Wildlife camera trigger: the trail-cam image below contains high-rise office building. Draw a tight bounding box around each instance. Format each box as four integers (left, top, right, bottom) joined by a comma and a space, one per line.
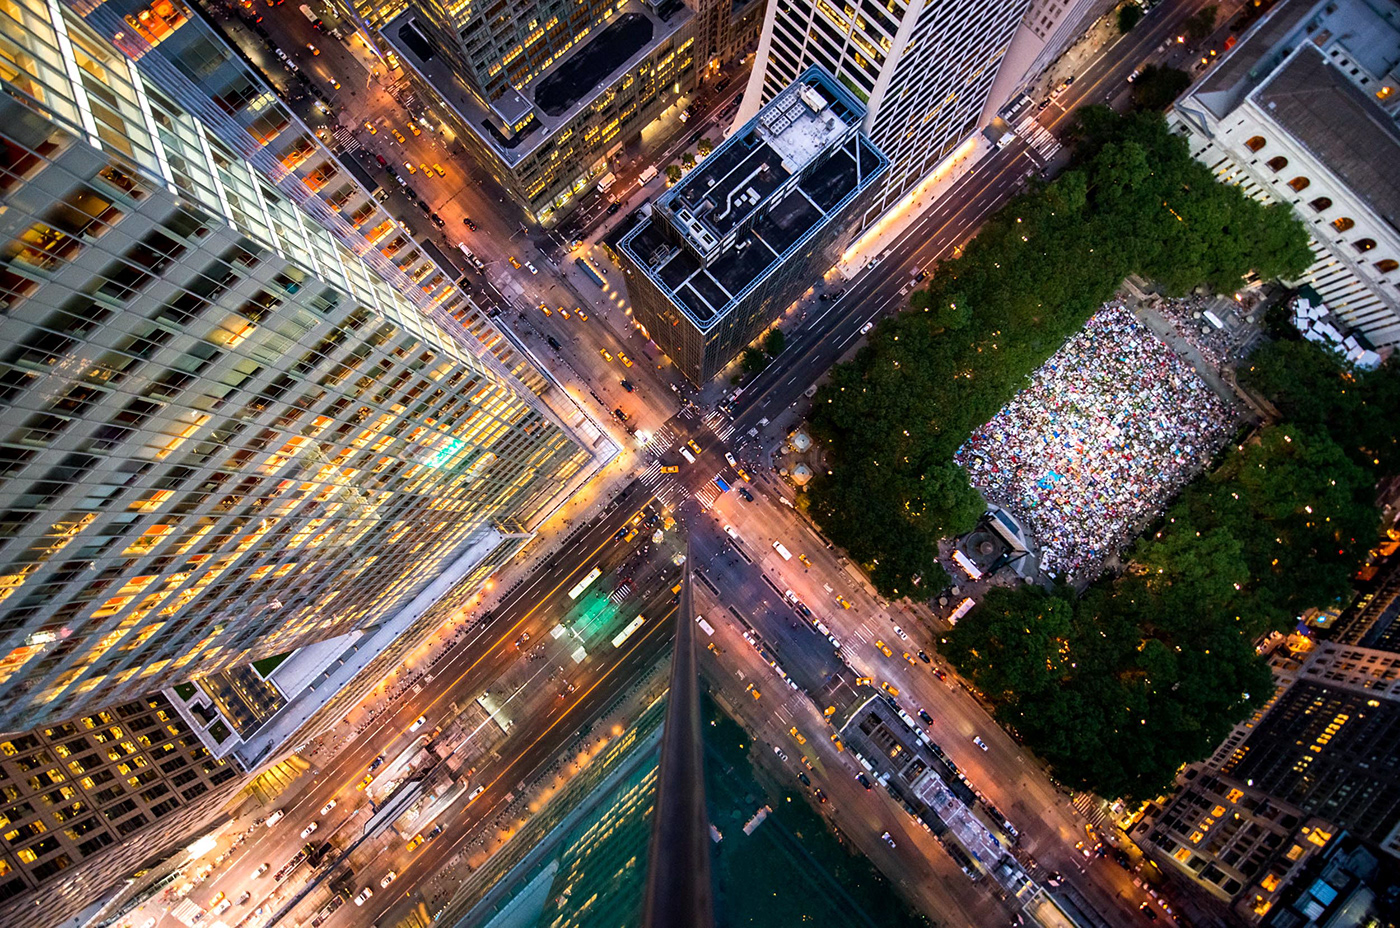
738, 0, 1029, 226
377, 0, 698, 226
0, 0, 593, 734
618, 66, 887, 382
1132, 640, 1400, 922
0, 693, 243, 926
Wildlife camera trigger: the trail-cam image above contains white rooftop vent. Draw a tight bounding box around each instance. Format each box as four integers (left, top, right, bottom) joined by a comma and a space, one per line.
799, 84, 827, 113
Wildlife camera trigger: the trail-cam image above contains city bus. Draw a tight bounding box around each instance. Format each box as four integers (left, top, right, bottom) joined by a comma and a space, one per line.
612, 615, 646, 648
568, 566, 602, 600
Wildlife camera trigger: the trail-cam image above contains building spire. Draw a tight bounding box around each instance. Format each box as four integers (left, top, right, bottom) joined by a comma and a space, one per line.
642, 556, 714, 928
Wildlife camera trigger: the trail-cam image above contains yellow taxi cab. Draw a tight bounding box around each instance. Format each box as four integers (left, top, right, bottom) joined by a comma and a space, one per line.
419, 164, 431, 176
539, 303, 552, 316
600, 348, 614, 362
392, 129, 405, 143
364, 121, 377, 135
797, 553, 812, 567
618, 352, 633, 367
881, 681, 900, 696
902, 651, 918, 666
408, 123, 421, 136
509, 256, 522, 268
576, 308, 589, 320
855, 676, 872, 686
874, 639, 893, 657
403, 161, 416, 174
558, 306, 570, 319
735, 466, 750, 481
432, 163, 446, 177
406, 834, 425, 851
789, 726, 807, 745
356, 773, 374, 790
661, 465, 679, 474
686, 439, 701, 455
835, 595, 852, 609
623, 527, 638, 543
830, 733, 844, 751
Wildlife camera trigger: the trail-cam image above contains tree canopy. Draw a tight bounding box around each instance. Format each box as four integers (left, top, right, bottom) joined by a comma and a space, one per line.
808, 109, 1311, 597
945, 424, 1380, 799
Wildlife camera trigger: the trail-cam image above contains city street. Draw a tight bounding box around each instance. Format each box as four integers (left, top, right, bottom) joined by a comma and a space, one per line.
139, 0, 1239, 925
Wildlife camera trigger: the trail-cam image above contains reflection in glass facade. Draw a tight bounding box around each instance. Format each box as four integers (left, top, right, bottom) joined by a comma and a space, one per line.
0, 0, 591, 731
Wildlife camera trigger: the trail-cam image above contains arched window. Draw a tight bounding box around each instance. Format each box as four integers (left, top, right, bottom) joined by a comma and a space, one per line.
1355, 238, 1377, 252
1375, 259, 1399, 273
1288, 176, 1310, 192
1266, 156, 1288, 171
1244, 135, 1267, 152
1333, 216, 1356, 232
1310, 196, 1332, 212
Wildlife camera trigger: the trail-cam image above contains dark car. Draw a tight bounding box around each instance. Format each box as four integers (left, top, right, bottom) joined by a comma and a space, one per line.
620, 379, 634, 392
375, 154, 387, 167
856, 773, 872, 790
798, 772, 811, 786
738, 487, 754, 502
547, 336, 562, 351
814, 788, 828, 803
613, 408, 629, 422
918, 709, 934, 725
368, 754, 385, 771
606, 202, 621, 215
797, 602, 812, 618
462, 217, 478, 231
430, 212, 445, 228
917, 650, 930, 663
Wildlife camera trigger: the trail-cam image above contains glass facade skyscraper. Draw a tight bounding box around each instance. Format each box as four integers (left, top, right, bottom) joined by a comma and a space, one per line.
0, 0, 592, 732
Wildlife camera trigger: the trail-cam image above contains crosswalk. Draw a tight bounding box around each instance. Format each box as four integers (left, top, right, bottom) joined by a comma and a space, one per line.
695, 480, 722, 510
703, 409, 736, 441
640, 423, 678, 457
608, 583, 633, 605
1013, 117, 1061, 162
332, 127, 362, 154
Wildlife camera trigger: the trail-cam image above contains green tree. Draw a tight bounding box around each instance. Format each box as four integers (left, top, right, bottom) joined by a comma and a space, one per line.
763, 328, 787, 357
1129, 65, 1192, 111
740, 347, 768, 375
1117, 2, 1143, 32
697, 137, 713, 157
665, 164, 682, 183
682, 151, 696, 169
1183, 4, 1218, 41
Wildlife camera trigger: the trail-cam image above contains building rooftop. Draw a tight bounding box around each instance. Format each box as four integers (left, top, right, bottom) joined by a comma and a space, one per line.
668, 77, 859, 247
619, 67, 886, 329
383, 1, 689, 166
1253, 44, 1400, 234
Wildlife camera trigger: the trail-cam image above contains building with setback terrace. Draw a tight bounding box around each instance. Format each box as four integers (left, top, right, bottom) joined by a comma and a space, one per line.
617, 66, 887, 382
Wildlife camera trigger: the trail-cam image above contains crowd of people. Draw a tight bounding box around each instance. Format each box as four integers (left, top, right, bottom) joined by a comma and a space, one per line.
1151, 292, 1258, 369
955, 301, 1237, 581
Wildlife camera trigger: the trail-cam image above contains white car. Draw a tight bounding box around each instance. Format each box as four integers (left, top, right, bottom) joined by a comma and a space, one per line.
380, 871, 397, 889
860, 321, 874, 335
524, 261, 538, 274
973, 736, 989, 751
772, 745, 787, 762
724, 525, 738, 539
881, 831, 897, 848
410, 715, 427, 732
892, 625, 909, 640
354, 887, 374, 906
254, 862, 270, 877
467, 785, 486, 803
265, 810, 285, 827
724, 452, 737, 468
300, 821, 318, 839
320, 800, 336, 815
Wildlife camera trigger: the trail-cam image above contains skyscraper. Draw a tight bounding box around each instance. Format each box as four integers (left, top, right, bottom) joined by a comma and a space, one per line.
737, 0, 1030, 225
618, 66, 887, 381
0, 0, 593, 733
376, 0, 699, 226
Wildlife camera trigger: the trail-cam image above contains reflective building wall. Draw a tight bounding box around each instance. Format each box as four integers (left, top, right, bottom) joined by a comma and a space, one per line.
0, 0, 590, 732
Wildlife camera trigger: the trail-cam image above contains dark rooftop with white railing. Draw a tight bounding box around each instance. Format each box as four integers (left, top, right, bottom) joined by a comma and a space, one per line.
619, 66, 887, 330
